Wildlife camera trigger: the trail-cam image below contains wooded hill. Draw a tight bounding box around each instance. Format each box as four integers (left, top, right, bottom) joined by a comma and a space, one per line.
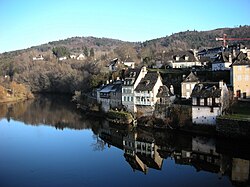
0, 26, 249, 94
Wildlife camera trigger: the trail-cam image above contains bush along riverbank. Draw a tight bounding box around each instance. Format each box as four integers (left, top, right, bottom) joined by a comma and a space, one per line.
106, 110, 134, 124
0, 79, 34, 103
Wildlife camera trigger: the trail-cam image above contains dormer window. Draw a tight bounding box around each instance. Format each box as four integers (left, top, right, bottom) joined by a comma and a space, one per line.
175, 56, 180, 61
184, 55, 189, 61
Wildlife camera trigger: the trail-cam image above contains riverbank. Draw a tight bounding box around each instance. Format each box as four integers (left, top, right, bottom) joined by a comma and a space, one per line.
0, 80, 34, 103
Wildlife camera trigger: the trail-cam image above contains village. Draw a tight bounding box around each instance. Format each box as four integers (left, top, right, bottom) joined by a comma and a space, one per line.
93, 42, 250, 136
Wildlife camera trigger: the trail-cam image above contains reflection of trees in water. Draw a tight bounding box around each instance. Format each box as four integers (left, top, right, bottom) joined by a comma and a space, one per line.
0, 95, 102, 130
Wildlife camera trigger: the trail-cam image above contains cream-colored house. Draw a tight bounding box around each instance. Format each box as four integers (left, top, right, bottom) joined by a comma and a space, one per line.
181, 72, 199, 99
230, 52, 250, 98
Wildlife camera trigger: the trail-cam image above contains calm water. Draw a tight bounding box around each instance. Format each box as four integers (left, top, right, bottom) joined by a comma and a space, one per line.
0, 96, 249, 187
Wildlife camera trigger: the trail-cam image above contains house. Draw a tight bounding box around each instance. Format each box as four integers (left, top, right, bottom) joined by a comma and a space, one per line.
77, 53, 85, 60
191, 81, 229, 125
212, 52, 232, 71
123, 130, 163, 173
122, 67, 147, 112
123, 56, 135, 69
156, 85, 175, 105
59, 56, 67, 61
168, 51, 201, 68
181, 72, 199, 99
198, 46, 224, 59
70, 54, 77, 59
230, 52, 250, 98
32, 55, 44, 61
108, 58, 120, 72
96, 81, 122, 112
134, 71, 163, 107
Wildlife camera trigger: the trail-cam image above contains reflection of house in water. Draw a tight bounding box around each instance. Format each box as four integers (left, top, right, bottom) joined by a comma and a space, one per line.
97, 121, 250, 185
123, 129, 163, 173
191, 136, 221, 173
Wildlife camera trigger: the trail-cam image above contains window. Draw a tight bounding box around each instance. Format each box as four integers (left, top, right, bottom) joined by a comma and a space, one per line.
245, 75, 249, 81
123, 96, 126, 101
186, 84, 190, 89
131, 97, 133, 102
210, 107, 214, 113
197, 97, 200, 105
237, 75, 242, 81
204, 98, 207, 106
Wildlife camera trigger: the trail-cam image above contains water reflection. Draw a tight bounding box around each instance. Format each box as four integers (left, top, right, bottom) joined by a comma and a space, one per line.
0, 97, 250, 187
98, 121, 250, 186
0, 95, 99, 130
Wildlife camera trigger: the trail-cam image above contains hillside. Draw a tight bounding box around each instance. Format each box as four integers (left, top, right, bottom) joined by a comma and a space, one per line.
142, 25, 250, 52
0, 26, 249, 94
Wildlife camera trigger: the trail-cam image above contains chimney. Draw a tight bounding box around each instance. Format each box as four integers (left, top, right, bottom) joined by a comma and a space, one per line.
228, 54, 232, 63
219, 80, 224, 89
170, 85, 174, 94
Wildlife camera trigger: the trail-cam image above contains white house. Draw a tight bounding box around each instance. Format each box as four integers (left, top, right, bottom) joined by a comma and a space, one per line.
168, 51, 202, 68
191, 81, 229, 125
33, 55, 44, 61
122, 67, 147, 112
70, 54, 77, 59
123, 56, 135, 69
77, 54, 85, 60
59, 56, 67, 61
134, 72, 163, 107
212, 52, 232, 71
181, 72, 199, 99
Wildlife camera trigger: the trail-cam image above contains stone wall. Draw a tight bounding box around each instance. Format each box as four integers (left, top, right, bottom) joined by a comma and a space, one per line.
216, 118, 250, 138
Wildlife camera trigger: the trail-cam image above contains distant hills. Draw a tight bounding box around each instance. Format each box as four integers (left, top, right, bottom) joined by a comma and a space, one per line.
0, 25, 249, 94
1, 25, 250, 57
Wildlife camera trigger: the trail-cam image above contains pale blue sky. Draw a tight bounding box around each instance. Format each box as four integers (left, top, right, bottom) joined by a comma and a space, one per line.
0, 0, 249, 52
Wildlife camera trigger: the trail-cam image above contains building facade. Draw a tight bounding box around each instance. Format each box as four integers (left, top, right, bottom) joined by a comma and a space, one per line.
181, 72, 199, 99
191, 81, 229, 125
231, 52, 250, 98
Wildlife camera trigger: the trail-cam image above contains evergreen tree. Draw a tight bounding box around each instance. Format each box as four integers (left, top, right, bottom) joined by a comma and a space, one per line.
90, 48, 95, 57
83, 46, 88, 57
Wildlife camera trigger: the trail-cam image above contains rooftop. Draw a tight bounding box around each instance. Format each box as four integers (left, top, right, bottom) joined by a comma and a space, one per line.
135, 72, 160, 92
191, 82, 222, 98
183, 72, 199, 83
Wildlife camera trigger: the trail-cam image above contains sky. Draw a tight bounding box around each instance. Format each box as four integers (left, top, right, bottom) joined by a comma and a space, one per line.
0, 0, 250, 53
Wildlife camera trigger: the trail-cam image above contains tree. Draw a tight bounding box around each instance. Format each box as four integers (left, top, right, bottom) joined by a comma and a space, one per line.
52, 46, 70, 58
90, 48, 95, 57
83, 46, 88, 57
8, 62, 15, 81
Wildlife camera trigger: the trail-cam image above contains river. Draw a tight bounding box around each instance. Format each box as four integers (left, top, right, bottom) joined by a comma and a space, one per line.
0, 95, 249, 187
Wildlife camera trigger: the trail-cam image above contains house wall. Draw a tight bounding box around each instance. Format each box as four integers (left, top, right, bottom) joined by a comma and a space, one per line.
172, 61, 201, 68
192, 106, 221, 125
134, 75, 163, 106
181, 82, 197, 99
122, 67, 147, 112
232, 65, 250, 98
212, 62, 231, 71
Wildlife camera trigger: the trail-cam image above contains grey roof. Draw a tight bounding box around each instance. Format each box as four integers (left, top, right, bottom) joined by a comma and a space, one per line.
100, 82, 121, 93
172, 51, 197, 62
156, 85, 173, 97
191, 82, 221, 98
124, 68, 141, 85
231, 52, 250, 66
212, 52, 231, 63
135, 72, 160, 92
183, 72, 199, 83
